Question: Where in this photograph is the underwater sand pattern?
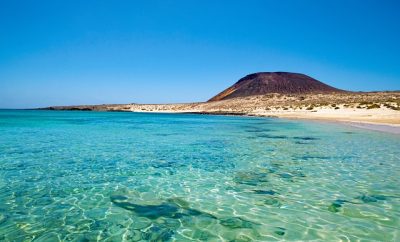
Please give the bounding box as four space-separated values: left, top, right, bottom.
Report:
0 110 399 241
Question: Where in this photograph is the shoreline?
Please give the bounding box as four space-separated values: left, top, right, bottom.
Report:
184 111 400 135
131 110 400 135
32 91 400 135
143 109 400 133
27 108 400 135
194 113 400 134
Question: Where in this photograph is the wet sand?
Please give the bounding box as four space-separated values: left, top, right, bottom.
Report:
342 122 400 134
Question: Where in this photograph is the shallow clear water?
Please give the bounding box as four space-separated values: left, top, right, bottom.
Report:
0 110 399 241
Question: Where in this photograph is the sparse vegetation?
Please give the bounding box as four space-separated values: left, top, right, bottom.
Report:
367 103 380 109
384 103 400 111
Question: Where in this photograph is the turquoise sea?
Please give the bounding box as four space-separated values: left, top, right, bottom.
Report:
0 110 399 241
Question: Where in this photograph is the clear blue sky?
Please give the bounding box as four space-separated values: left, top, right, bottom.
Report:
1 0 399 108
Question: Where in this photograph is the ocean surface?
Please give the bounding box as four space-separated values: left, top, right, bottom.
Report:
0 110 399 241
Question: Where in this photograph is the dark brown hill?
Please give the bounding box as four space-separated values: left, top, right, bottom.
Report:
208 72 344 101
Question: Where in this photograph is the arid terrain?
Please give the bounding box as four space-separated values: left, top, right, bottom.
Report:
44 91 400 126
